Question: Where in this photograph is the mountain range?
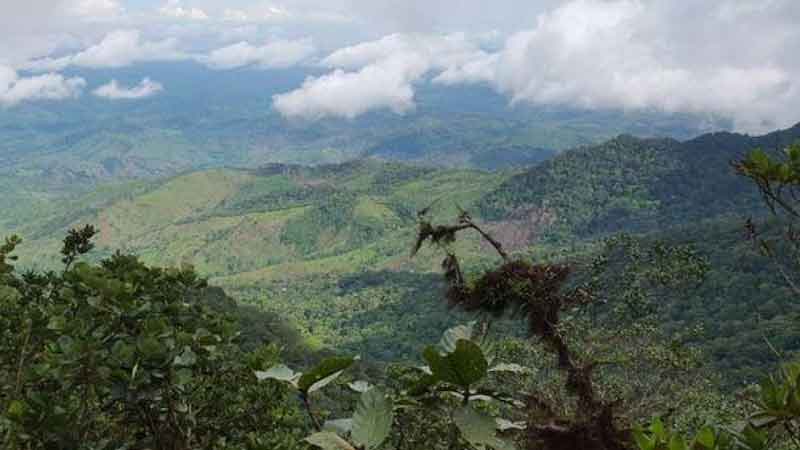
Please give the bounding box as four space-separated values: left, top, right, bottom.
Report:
0 63 726 187
3 120 800 383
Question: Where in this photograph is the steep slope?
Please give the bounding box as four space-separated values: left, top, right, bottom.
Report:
480 123 800 239
476 123 800 384
7 160 500 269
2 160 506 359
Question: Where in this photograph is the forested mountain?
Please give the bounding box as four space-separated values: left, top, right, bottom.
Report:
474 123 800 382
480 123 800 239
4 110 800 448
3 122 800 385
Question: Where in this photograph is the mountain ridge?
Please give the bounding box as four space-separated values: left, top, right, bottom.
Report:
479 121 800 241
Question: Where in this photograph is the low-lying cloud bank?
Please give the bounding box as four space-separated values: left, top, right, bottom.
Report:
23 30 186 72
274 33 482 119
0 66 164 106
201 39 315 70
93 78 164 99
0 66 86 107
2 0 798 132
273 0 800 132
21 30 315 73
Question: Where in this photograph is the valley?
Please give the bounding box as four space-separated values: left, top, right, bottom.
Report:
4 123 799 385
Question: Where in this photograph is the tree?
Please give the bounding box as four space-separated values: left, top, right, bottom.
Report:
735 142 800 298
0 227 306 450
411 208 721 450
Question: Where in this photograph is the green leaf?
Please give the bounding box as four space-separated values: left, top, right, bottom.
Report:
324 419 354 435
174 368 193 386
694 427 715 448
255 364 300 387
489 363 530 374
454 406 514 450
57 335 76 354
137 336 164 358
439 322 476 353
496 418 526 431
6 400 27 421
352 388 394 450
348 380 372 393
173 346 197 367
305 432 357 450
748 149 771 170
668 434 686 450
736 425 769 450
111 341 135 365
633 428 655 450
650 417 665 440
47 315 67 331
423 339 488 389
299 356 355 394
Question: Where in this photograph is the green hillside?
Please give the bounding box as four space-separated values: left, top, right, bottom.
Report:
480 124 800 238
474 123 800 383
4 124 800 385
0 160 511 359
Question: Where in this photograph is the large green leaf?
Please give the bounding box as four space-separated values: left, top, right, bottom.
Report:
352 387 394 450
439 322 476 353
423 339 488 389
299 356 355 394
306 432 357 450
453 406 516 450
668 435 687 450
255 364 301 388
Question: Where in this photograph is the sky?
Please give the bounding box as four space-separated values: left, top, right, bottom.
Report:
1 0 799 132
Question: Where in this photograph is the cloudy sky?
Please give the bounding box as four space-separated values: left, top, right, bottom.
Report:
1 0 799 132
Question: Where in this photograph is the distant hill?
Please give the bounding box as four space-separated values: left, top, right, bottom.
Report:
480 122 800 239
477 122 800 384
0 62 724 186
1 160 502 359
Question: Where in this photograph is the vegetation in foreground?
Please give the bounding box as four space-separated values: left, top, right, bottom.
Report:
0 223 731 449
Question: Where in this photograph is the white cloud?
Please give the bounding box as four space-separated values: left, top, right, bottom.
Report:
93 77 164 99
434 0 800 132
321 33 482 70
24 30 186 71
274 64 417 119
273 0 800 131
159 0 209 20
223 9 250 22
217 4 347 26
274 33 485 119
201 39 316 70
67 0 123 17
0 0 799 131
0 65 86 107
